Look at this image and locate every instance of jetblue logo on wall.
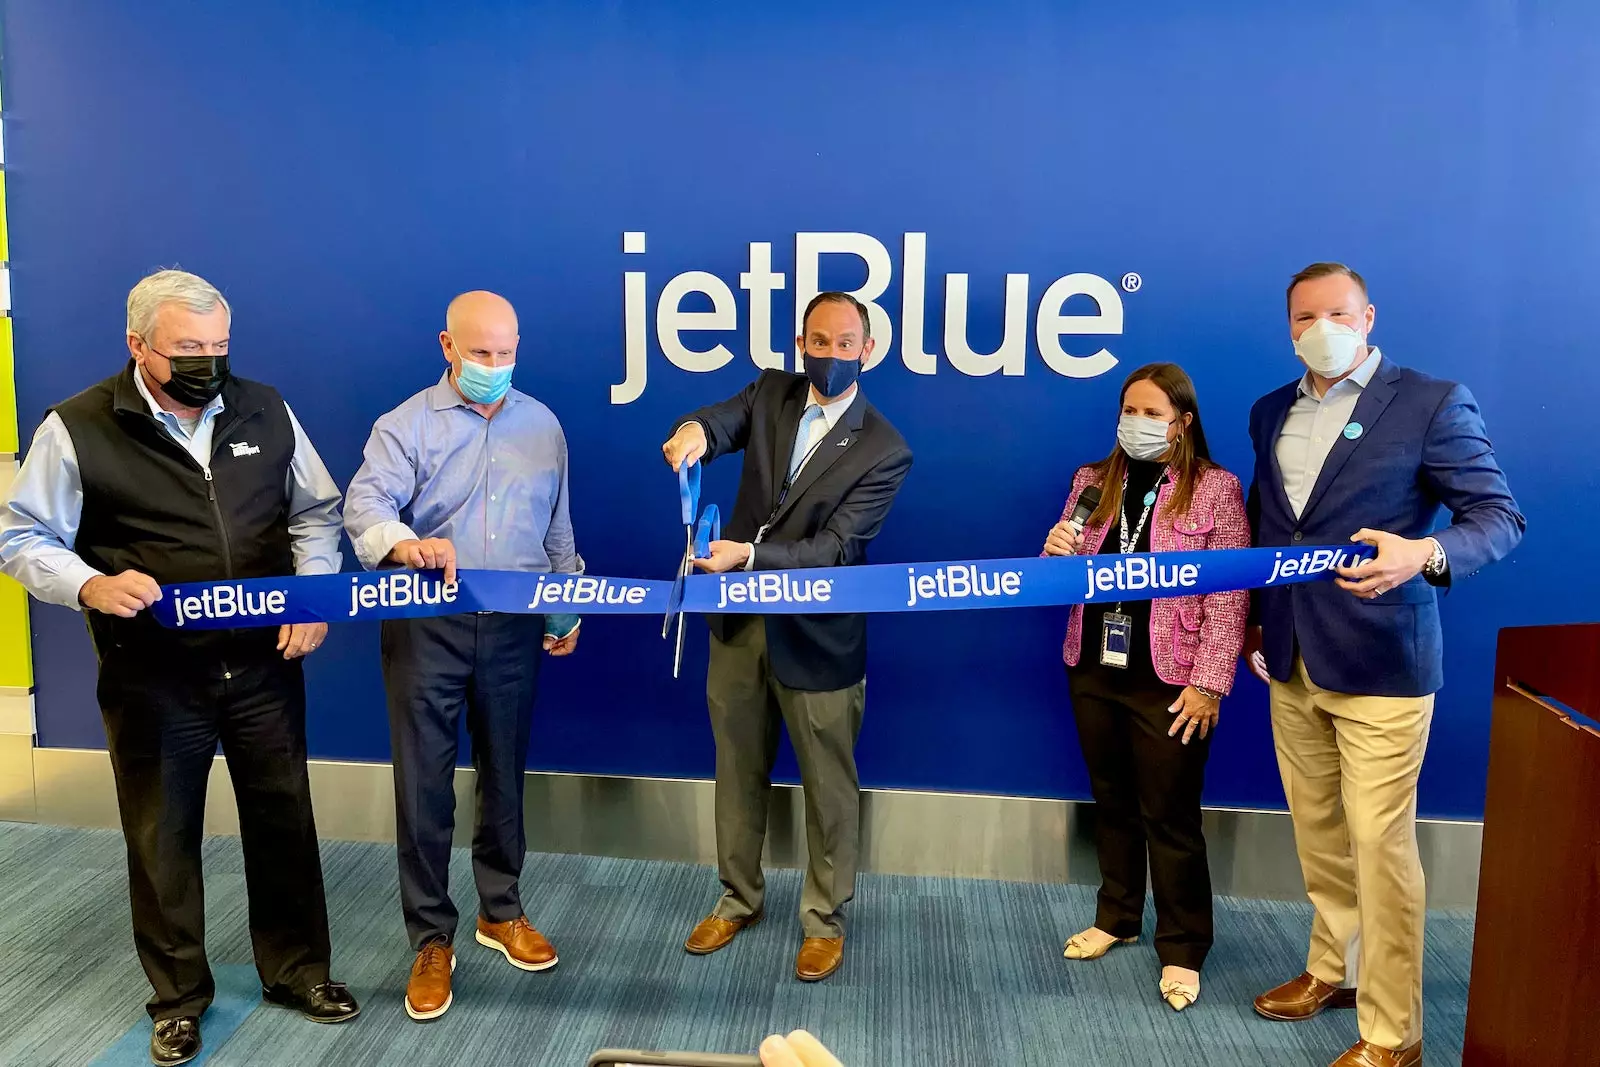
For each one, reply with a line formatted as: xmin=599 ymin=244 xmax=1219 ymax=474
xmin=613 ymin=231 xmax=1140 ymax=404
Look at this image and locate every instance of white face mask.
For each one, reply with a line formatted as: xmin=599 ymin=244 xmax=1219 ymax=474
xmin=1293 ymin=317 xmax=1365 ymax=378
xmin=1117 ymin=414 xmax=1173 ymax=461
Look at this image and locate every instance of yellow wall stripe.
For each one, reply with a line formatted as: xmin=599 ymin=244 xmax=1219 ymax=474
xmin=0 ymin=82 xmax=37 ymax=696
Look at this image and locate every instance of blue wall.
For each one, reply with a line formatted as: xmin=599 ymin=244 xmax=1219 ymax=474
xmin=5 ymin=0 xmax=1595 ymax=818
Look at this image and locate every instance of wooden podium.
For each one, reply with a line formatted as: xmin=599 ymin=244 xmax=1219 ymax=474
xmin=1463 ymin=623 xmax=1600 ymax=1066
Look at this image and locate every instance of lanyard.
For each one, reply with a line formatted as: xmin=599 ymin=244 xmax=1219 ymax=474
xmin=761 ymin=416 xmax=831 ymax=541
xmin=1114 ymin=471 xmax=1167 ymax=610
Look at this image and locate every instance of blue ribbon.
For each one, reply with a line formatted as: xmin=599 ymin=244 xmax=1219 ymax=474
xmin=150 ymin=543 xmax=1376 ymax=630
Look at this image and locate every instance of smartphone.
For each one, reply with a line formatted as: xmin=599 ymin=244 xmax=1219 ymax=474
xmin=586 ymin=1052 xmax=762 ymax=1067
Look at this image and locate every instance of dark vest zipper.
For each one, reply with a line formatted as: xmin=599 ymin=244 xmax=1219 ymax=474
xmin=203 ymin=467 xmax=235 ymax=579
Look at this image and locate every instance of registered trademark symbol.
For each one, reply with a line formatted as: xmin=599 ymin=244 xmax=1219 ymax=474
xmin=1120 ymin=272 xmax=1143 ymax=293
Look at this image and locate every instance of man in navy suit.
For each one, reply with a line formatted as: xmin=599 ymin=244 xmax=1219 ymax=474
xmin=1243 ymin=263 xmax=1523 ymax=1067
xmin=660 ymin=292 xmax=912 ymax=983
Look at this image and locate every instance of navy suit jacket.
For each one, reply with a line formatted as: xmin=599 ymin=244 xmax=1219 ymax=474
xmin=1246 ymin=358 xmax=1524 ymax=697
xmin=678 ymin=370 xmax=913 ymax=692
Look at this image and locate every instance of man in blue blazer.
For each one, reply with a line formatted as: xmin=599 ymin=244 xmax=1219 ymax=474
xmin=1243 ymin=263 xmax=1523 ymax=1067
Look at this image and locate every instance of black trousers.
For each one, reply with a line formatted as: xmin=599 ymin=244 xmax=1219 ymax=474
xmin=98 ymin=646 xmax=331 ymax=1020
xmin=1067 ymin=661 xmax=1214 ymax=970
xmin=381 ymin=613 xmax=543 ymax=951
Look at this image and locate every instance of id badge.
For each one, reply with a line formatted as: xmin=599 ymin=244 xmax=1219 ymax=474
xmin=1100 ymin=612 xmax=1133 ymax=668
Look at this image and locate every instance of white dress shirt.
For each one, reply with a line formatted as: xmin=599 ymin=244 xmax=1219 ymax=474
xmin=1275 ymin=350 xmax=1383 ymax=518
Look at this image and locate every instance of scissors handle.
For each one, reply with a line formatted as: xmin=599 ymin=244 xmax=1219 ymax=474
xmin=678 ymin=461 xmax=701 ymax=526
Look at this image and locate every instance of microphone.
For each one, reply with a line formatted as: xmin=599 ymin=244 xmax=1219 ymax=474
xmin=1067 ymin=485 xmax=1102 ymax=537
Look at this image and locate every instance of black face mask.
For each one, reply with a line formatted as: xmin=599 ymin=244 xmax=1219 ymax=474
xmin=155 ymin=354 xmax=230 ymax=407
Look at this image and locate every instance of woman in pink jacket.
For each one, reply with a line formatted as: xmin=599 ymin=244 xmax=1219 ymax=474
xmin=1042 ymin=362 xmax=1250 ymax=1013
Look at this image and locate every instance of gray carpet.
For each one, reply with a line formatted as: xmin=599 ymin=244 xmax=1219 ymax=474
xmin=0 ymin=821 xmax=1472 ymax=1066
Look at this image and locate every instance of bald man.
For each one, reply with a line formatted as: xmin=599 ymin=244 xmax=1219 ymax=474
xmin=345 ymin=291 xmax=584 ymax=1021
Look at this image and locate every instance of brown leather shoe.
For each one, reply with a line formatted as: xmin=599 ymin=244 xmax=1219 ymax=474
xmin=1330 ymin=1039 xmax=1422 ymax=1067
xmin=1254 ymin=971 xmax=1358 ymax=1021
xmin=404 ymin=943 xmax=455 ymax=1022
xmin=795 ymin=936 xmax=844 ymax=982
xmin=684 ymin=912 xmax=762 ymax=955
xmin=476 ymin=915 xmax=559 ymax=972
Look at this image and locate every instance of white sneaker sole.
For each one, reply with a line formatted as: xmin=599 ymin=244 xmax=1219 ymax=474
xmin=404 ymin=952 xmax=457 ymax=1021
xmin=475 ymin=930 xmax=559 ymax=972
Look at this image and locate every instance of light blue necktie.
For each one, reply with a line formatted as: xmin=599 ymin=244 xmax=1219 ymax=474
xmin=787 ymin=404 xmax=825 ymax=482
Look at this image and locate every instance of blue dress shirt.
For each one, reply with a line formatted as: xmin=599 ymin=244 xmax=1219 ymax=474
xmin=343 ymin=373 xmax=583 ymax=633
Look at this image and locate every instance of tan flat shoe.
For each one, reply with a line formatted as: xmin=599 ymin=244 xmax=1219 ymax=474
xmin=1160 ymin=975 xmax=1200 ymax=1011
xmin=1062 ymin=929 xmax=1138 ymax=961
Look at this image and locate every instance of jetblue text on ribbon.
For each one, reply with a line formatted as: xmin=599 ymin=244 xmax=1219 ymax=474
xmin=153 ymin=544 xmax=1375 ymax=630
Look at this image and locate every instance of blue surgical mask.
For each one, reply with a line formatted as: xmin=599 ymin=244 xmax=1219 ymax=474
xmin=802 ymin=354 xmax=860 ymax=399
xmin=455 ymin=358 xmax=514 ymax=405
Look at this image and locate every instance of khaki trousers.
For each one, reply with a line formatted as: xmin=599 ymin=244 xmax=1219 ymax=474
xmin=706 ymin=621 xmax=866 ymax=938
xmin=1269 ymin=657 xmax=1433 ymax=1051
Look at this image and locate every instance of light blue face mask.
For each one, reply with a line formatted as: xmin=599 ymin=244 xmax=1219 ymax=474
xmin=454 ymin=354 xmax=515 ymax=404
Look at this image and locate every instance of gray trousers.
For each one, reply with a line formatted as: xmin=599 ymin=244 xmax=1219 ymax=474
xmin=707 ymin=620 xmax=866 ymax=938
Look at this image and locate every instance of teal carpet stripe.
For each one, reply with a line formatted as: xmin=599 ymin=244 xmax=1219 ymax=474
xmin=88 ymin=965 xmax=259 ymax=1067
xmin=0 ymin=822 xmax=1473 ymax=1066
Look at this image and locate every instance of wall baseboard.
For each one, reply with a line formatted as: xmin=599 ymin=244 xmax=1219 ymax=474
xmin=22 ymin=747 xmax=1485 ymax=906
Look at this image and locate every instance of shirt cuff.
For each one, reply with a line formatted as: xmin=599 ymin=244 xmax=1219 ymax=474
xmin=53 ymin=559 xmax=107 ymax=612
xmin=742 ymin=543 xmax=757 ymax=571
xmin=356 ymin=520 xmax=418 ymax=571
xmin=545 ymin=614 xmax=581 ymax=639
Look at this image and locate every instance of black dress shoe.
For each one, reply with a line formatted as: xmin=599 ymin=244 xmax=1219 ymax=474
xmin=150 ymin=1017 xmax=201 ymax=1066
xmin=262 ymin=979 xmax=362 ymax=1023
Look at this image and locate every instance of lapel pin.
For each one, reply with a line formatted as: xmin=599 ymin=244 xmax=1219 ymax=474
xmin=1343 ymin=422 xmax=1364 ymax=440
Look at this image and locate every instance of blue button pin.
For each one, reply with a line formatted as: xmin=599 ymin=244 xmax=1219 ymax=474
xmin=1343 ymin=422 xmax=1364 ymax=440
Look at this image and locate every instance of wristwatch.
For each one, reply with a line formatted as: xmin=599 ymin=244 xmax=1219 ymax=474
xmin=1421 ymin=537 xmax=1448 ymax=581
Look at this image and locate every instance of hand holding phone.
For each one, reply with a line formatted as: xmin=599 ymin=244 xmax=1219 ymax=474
xmin=588 ymin=1031 xmax=843 ymax=1067
xmin=586 ymin=1052 xmax=760 ymax=1067
xmin=758 ymin=1031 xmax=845 ymax=1067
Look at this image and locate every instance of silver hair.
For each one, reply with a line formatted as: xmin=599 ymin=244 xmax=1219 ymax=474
xmin=125 ymin=269 xmax=232 ymax=340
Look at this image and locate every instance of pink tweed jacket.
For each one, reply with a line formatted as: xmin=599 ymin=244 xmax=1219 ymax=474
xmin=1056 ymin=463 xmax=1251 ymax=694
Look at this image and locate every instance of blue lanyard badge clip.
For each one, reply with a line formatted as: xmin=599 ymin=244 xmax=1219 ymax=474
xmin=665 ymin=461 xmax=721 ymax=677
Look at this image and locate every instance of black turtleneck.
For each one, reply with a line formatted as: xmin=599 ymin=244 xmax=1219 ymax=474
xmin=1081 ymin=458 xmax=1167 ymax=681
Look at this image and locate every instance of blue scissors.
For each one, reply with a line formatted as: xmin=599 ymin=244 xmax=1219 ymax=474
xmin=665 ymin=461 xmax=720 ymax=677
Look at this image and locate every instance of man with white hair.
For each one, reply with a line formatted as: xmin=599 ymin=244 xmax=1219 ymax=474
xmin=0 ymin=269 xmax=361 ymax=1064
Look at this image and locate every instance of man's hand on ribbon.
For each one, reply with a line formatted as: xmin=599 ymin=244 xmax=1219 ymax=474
xmin=79 ymin=569 xmax=163 ymax=617
xmin=389 ymin=537 xmax=458 ymax=586
xmin=661 ymin=422 xmax=707 ymax=472
xmin=1334 ymin=528 xmax=1432 ymax=600
xmin=692 ymin=540 xmax=751 ymax=573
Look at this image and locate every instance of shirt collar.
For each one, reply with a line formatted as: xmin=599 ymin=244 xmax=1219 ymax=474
xmin=1298 ymin=347 xmax=1383 ymax=399
xmin=428 ymin=369 xmax=525 ymax=411
xmin=130 ymin=362 xmax=226 ymax=424
xmin=809 ymin=383 xmax=861 ymax=429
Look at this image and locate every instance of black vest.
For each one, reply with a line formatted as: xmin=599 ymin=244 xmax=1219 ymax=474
xmin=52 ymin=362 xmax=297 ymax=658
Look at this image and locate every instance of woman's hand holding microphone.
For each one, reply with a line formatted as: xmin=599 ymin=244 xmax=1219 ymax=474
xmin=1043 ymin=520 xmax=1084 ymax=556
